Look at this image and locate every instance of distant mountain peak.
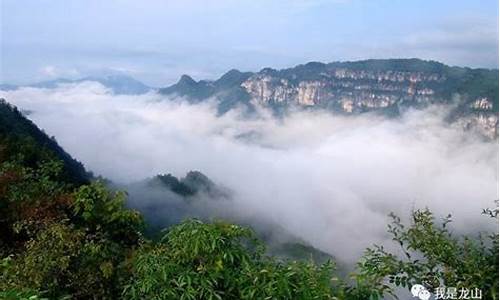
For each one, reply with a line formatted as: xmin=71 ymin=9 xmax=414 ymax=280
xmin=224 ymin=69 xmax=242 ymax=75
xmin=178 ymin=74 xmax=197 ymax=85
xmin=304 ymin=61 xmax=326 ymax=68
xmin=260 ymin=67 xmax=278 ymax=75
xmin=215 ymin=69 xmax=252 ymax=88
xmin=218 ymin=69 xmax=243 ymax=81
xmin=147 ymin=170 xmax=228 ymax=199
xmin=0 ymin=74 xmax=151 ymax=95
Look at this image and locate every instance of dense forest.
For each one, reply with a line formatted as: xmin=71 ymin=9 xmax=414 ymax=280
xmin=0 ymin=98 xmax=498 ymax=299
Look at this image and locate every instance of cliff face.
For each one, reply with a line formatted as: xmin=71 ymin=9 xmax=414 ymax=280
xmin=240 ymin=69 xmax=442 ymax=109
xmin=159 ymin=59 xmax=499 ymax=138
xmin=454 ymin=113 xmax=499 ymax=139
xmin=241 ymin=77 xmax=328 ymax=106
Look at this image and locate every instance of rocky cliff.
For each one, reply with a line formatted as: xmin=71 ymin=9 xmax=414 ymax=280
xmin=159 ymin=59 xmax=498 ymax=138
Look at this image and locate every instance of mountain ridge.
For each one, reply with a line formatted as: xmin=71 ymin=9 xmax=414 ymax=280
xmin=0 ymin=74 xmax=151 ymax=95
xmin=0 ymin=98 xmax=90 ymax=184
xmin=159 ymin=58 xmax=499 ymax=138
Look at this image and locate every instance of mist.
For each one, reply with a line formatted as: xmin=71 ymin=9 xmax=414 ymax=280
xmin=1 ymin=82 xmax=498 ymax=264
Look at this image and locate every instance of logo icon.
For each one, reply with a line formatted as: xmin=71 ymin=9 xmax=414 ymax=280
xmin=411 ymin=284 xmax=431 ymax=300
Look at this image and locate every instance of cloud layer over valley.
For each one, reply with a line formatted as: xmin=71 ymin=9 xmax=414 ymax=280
xmin=1 ymin=82 xmax=498 ymax=263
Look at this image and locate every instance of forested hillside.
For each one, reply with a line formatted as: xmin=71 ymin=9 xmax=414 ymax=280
xmin=0 ymin=98 xmax=497 ymax=299
xmin=0 ymin=99 xmax=89 ymax=185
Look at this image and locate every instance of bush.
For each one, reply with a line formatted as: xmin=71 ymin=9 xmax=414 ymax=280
xmin=354 ymin=208 xmax=499 ymax=299
xmin=123 ymin=219 xmax=336 ymax=300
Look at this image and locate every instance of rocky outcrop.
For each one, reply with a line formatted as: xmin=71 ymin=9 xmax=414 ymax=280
xmin=240 ymin=66 xmax=444 ymax=111
xmin=470 ymin=97 xmax=494 ymax=110
xmin=240 ymin=76 xmax=329 ymax=106
xmin=455 ymin=113 xmax=499 ymax=139
xmin=159 ymin=59 xmax=499 ymax=138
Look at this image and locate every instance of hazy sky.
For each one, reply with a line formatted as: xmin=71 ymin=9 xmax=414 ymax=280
xmin=1 ymin=0 xmax=498 ymax=86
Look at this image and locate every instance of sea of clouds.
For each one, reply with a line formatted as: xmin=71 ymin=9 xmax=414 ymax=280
xmin=1 ymin=81 xmax=498 ymax=264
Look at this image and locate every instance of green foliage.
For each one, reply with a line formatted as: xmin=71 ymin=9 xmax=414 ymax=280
xmin=123 ymin=219 xmax=336 ymax=300
xmin=354 ymin=208 xmax=499 ymax=299
xmin=0 ymin=288 xmax=46 ymax=300
xmin=1 ymin=159 xmax=66 ymax=204
xmin=153 ymin=173 xmax=197 ymax=196
xmin=0 ymin=99 xmax=89 ymax=184
xmin=270 ymin=242 xmax=333 ymax=264
xmin=0 ymin=159 xmax=143 ymax=298
xmin=0 ymin=179 xmax=145 ymax=299
xmin=0 ymin=222 xmax=83 ymax=298
xmin=73 ymin=182 xmax=144 ymax=245
xmin=0 ymin=256 xmax=44 ymax=300
xmin=0 ymin=158 xmax=72 ymax=257
xmin=0 ymin=98 xmax=497 ymax=299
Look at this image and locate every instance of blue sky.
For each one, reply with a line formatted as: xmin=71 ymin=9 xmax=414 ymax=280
xmin=1 ymin=0 xmax=498 ymax=86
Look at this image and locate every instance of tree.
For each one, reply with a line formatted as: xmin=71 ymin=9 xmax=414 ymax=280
xmin=123 ymin=219 xmax=336 ymax=300
xmin=353 ymin=207 xmax=499 ymax=299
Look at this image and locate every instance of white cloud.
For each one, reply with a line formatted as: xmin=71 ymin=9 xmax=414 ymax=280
xmin=38 ymin=65 xmax=81 ymax=80
xmin=1 ymin=83 xmax=497 ymax=263
xmin=40 ymin=65 xmax=57 ymax=77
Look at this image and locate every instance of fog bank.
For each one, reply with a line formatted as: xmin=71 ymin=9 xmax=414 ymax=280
xmin=1 ymin=82 xmax=498 ymax=263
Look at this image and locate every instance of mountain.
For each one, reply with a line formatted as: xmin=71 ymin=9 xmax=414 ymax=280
xmin=125 ymin=170 xmax=332 ymax=265
xmin=1 ymin=74 xmax=151 ymax=95
xmin=0 ymin=84 xmax=18 ymax=91
xmin=80 ymin=74 xmax=151 ymax=95
xmin=0 ymin=98 xmax=90 ymax=184
xmin=148 ymin=170 xmax=229 ymax=199
xmin=123 ymin=170 xmax=231 ymax=230
xmin=159 ymin=70 xmax=254 ymax=113
xmin=159 ymin=59 xmax=499 ymax=137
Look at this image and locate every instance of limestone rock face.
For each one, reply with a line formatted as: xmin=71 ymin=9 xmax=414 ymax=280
xmin=240 ymin=68 xmax=442 ymax=112
xmin=240 ymin=77 xmax=329 ymax=106
xmin=296 ymin=81 xmax=326 ymax=106
xmin=456 ymin=113 xmax=499 ymax=139
xmin=160 ymin=59 xmax=499 ymax=139
xmin=471 ymin=98 xmax=494 ymax=110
